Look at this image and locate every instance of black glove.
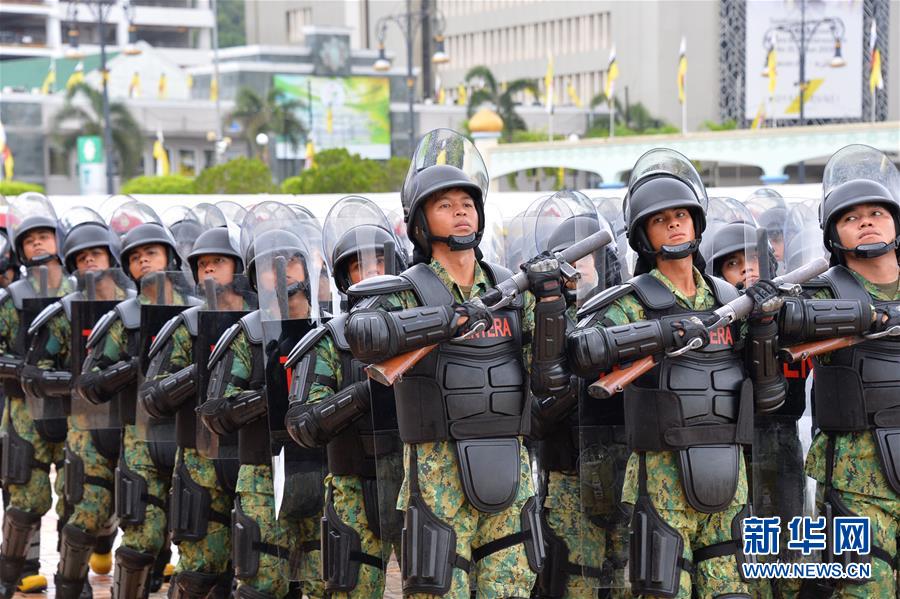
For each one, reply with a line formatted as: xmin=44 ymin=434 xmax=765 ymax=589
xmin=522 ymin=252 xmax=564 ymax=299
xmin=453 ymin=300 xmax=493 ymax=338
xmin=669 ymin=316 xmax=710 ymax=351
xmin=745 ymin=279 xmax=782 ymax=318
xmin=871 ymin=304 xmax=900 ymax=334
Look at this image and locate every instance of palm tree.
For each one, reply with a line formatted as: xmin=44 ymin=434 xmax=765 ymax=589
xmin=51 ymin=82 xmax=144 ymax=179
xmin=227 ymin=87 xmax=307 ymax=160
xmin=464 ymin=66 xmax=538 ymax=141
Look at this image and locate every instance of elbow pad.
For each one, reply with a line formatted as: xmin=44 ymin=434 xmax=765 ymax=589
xmin=138 ymin=364 xmax=196 ymax=420
xmin=285 ymin=380 xmax=370 ymax=448
xmin=530 ymin=378 xmax=579 ymax=440
xmin=745 ymin=318 xmax=785 ymax=414
xmin=531 ymin=297 xmax=570 ymax=396
xmin=21 ymin=364 xmax=72 ymax=401
xmin=197 ymin=389 xmax=266 ymax=437
xmin=778 ymin=298 xmax=870 ymax=344
xmin=346 ymin=305 xmax=457 ymax=362
xmin=0 ymin=355 xmax=22 ymax=381
xmin=567 ymin=320 xmax=668 ymax=378
xmin=76 ymin=358 xmax=138 ymax=405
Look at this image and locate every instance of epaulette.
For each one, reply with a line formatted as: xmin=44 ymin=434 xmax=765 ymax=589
xmin=27 ymin=301 xmax=64 ymax=337
xmin=325 ymin=313 xmax=349 ymax=351
xmin=575 ymin=283 xmax=634 ymax=320
xmin=346 ymin=274 xmax=412 ymax=299
xmin=238 ymin=310 xmax=263 ymax=345
xmin=86 ymin=309 xmax=118 ymax=350
xmin=181 ymin=305 xmax=201 ymax=337
xmin=147 ymin=312 xmax=185 ymax=360
xmin=115 ymin=297 xmax=142 ymax=331
xmin=208 ymin=322 xmax=242 ymax=369
xmin=7 ymin=279 xmax=35 ymax=311
xmin=706 ymin=275 xmax=740 ymax=305
xmin=284 ymin=324 xmax=330 ymax=370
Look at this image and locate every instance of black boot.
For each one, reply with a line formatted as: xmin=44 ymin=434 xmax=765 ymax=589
xmin=168 ymin=571 xmax=219 ymax=599
xmin=54 ymin=524 xmax=98 ymax=599
xmin=0 ymin=508 xmax=42 ymax=599
xmin=112 ymin=547 xmax=155 ymax=599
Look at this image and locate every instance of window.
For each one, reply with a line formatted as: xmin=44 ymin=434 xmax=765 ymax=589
xmin=178 ymin=149 xmax=196 ymax=176
xmin=48 ymin=146 xmax=69 ymax=176
xmin=286 ymin=7 xmax=312 ymax=44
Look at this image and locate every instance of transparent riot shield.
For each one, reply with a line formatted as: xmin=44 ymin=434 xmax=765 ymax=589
xmin=70 ymin=269 xmax=136 ymax=432
xmin=135 ymin=271 xmax=199 ymax=448
xmin=592 ymin=196 xmax=631 ymax=281
xmin=823 ymin=144 xmax=900 ymax=202
xmin=243 ymin=201 xmax=326 ymax=581
xmin=481 ymin=204 xmax=507 ymax=267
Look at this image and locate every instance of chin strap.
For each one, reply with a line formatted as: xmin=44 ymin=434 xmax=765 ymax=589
xmin=426 ymin=232 xmax=481 ymax=251
xmin=832 ymin=237 xmax=900 ymax=259
xmin=654 ymin=239 xmax=702 ymax=261
xmin=23 ymin=253 xmax=56 ymax=268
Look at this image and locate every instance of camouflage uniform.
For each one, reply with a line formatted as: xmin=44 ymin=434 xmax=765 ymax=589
xmin=598 ymin=267 xmax=750 ymax=599
xmin=223 ymin=328 xmax=322 ymax=599
xmin=371 ymin=259 xmax=538 ymax=599
xmin=802 ymin=271 xmax=900 ymax=598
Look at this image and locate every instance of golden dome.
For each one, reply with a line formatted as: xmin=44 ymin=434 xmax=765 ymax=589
xmin=469 ymin=108 xmax=503 ymax=133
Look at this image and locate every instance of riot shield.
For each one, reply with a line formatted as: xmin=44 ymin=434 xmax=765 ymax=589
xmin=822 ymin=144 xmax=900 ymax=202
xmin=592 ymin=196 xmax=631 ymax=281
xmin=481 ymin=204 xmax=507 ymax=266
xmin=70 ymin=269 xmax=136 ymax=431
xmin=242 ymin=201 xmax=326 ymax=580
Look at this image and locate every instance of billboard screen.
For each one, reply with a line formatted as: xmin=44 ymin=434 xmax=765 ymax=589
xmin=274 ymin=74 xmax=391 ymax=159
xmin=745 ymin=0 xmax=863 ymax=121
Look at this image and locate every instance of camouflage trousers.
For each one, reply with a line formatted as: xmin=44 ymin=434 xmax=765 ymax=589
xmin=542 ymin=471 xmax=631 ymax=599
xmin=399 ymin=440 xmax=538 ymax=599
xmin=0 ymin=396 xmax=65 ymax=518
xmin=118 ymin=424 xmax=172 ymax=556
xmin=172 ymin=447 xmax=234 ymax=578
xmin=234 ymin=463 xmax=325 ymax=599
xmin=64 ymin=424 xmax=118 ymax=537
xmin=326 ymin=473 xmax=402 ymax=599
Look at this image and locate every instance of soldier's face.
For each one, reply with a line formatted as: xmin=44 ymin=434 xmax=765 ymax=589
xmin=257 ymin=254 xmax=306 ymax=289
xmin=720 ymin=250 xmax=759 ymax=288
xmin=197 ymin=254 xmax=236 ymax=286
xmin=835 ymin=203 xmax=896 ymax=250
xmin=348 ymin=254 xmax=385 ymax=285
xmin=424 ymin=189 xmax=479 ymax=240
xmin=645 ymin=208 xmax=695 ymax=251
xmin=75 ymin=247 xmax=111 ymax=273
xmin=21 ymin=228 xmax=57 ymax=261
xmin=128 ymin=243 xmax=168 ymax=280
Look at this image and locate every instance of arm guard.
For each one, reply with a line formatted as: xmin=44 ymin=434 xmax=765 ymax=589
xmin=745 ymin=318 xmax=785 ymax=413
xmin=196 ymin=389 xmax=266 ymax=437
xmin=567 ymin=320 xmax=669 ymax=378
xmin=20 ymin=364 xmax=72 ymax=401
xmin=346 ymin=304 xmax=457 ymax=363
xmin=778 ymin=298 xmax=870 ymax=344
xmin=75 ymin=357 xmax=138 ymax=406
xmin=285 ymin=380 xmax=370 ymax=448
xmin=0 ymin=355 xmax=22 ymax=380
xmin=530 ymin=297 xmax=574 ymax=399
xmin=138 ymin=364 xmax=196 ymax=420
xmin=530 ymin=378 xmax=579 ymax=440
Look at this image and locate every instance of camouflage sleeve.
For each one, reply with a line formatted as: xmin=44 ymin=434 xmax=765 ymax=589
xmin=94 ymin=319 xmax=127 ymax=367
xmin=597 ymin=293 xmax=645 ymax=327
xmin=223 ymin=331 xmax=253 ymax=399
xmin=0 ymin=296 xmax=19 ymax=356
xmin=36 ymin=313 xmax=71 ymax=370
xmin=521 ymin=290 xmax=535 ymax=370
xmin=167 ymin=323 xmax=193 ymax=372
xmin=305 ymin=333 xmax=341 ymax=405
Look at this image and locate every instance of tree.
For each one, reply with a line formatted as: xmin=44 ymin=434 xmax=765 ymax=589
xmin=0 ymin=181 xmax=44 ymax=195
xmin=51 ymin=81 xmax=144 ymax=180
xmin=227 ymin=87 xmax=307 ymax=160
xmin=193 ymin=157 xmax=276 ymax=194
xmin=464 ymin=66 xmax=538 ymax=141
xmin=586 ymin=94 xmax=678 ymax=137
xmin=281 ymin=149 xmax=409 ymax=194
xmin=120 ymin=174 xmax=195 ymax=195
xmin=217 ymin=0 xmax=246 ymax=48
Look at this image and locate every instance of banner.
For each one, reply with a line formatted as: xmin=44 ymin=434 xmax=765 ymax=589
xmin=744 ymin=0 xmax=862 ymax=120
xmin=273 ymin=74 xmax=391 ymax=160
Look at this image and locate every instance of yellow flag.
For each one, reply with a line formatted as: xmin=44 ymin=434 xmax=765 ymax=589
xmin=765 ymin=33 xmax=777 ymax=96
xmin=41 ymin=64 xmax=56 ymax=95
xmin=0 ymin=121 xmax=12 ymax=181
xmin=157 ymin=73 xmax=168 ymax=99
xmin=677 ymin=37 xmax=687 ymax=105
xmin=326 ymin=106 xmax=334 ymax=134
xmin=869 ymin=20 xmax=884 ymax=94
xmin=437 ymin=87 xmax=445 ymax=105
xmin=604 ymin=46 xmax=618 ymax=100
xmin=186 ymin=74 xmax=194 ymax=90
xmin=66 ymin=62 xmax=85 ymax=90
xmin=210 ymin=77 xmax=219 ymax=102
xmin=750 ymin=102 xmax=766 ymax=129
xmin=544 ymin=54 xmax=554 ymax=112
xmin=128 ymin=71 xmax=141 ymax=98
xmin=457 ymin=84 xmax=467 ymax=106
xmin=566 ymin=83 xmax=582 ymax=108
xmin=153 ymin=133 xmax=170 ymax=176
xmin=304 ymin=141 xmax=315 ymax=169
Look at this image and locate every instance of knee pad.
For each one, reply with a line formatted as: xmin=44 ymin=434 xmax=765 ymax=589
xmin=321 ymin=488 xmax=374 ymax=593
xmin=90 ymin=429 xmax=121 ymax=462
xmin=534 ymin=510 xmax=570 ymax=599
xmin=115 ymin=459 xmax=149 ymax=526
xmin=401 ymin=491 xmax=459 ymax=596
xmin=147 ymin=440 xmax=176 ymax=472
xmin=57 ymin=524 xmax=97 ymax=582
xmin=33 ymin=418 xmax=67 ymax=444
xmin=234 ymin=585 xmax=278 ymax=599
xmin=170 ymin=461 xmax=212 ymax=543
xmin=231 ymin=497 xmax=262 ymax=580
xmin=0 ymin=426 xmax=35 ymax=486
xmin=112 ymin=547 xmax=155 ymax=599
xmin=63 ymin=445 xmax=85 ymax=506
xmin=213 ymin=458 xmax=239 ymax=494
xmin=629 ymin=496 xmax=684 ymax=598
xmin=169 ymin=571 xmax=219 ymax=599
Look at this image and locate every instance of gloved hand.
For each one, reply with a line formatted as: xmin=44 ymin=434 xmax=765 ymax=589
xmin=745 ymin=279 xmax=783 ymax=318
xmin=669 ymin=316 xmax=710 ymax=351
xmin=522 ymin=252 xmax=564 ymax=299
xmin=871 ymin=304 xmax=900 ymax=334
xmin=453 ymin=300 xmax=493 ymax=338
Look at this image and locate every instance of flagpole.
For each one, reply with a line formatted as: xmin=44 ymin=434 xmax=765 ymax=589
xmin=609 ymin=100 xmax=614 ymax=138
xmin=871 ymin=89 xmax=876 ymax=122
xmin=681 ymin=97 xmax=687 ymax=135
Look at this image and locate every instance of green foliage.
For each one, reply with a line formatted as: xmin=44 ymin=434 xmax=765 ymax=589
xmin=507 ymin=130 xmax=567 ymax=143
xmin=702 ymin=119 xmax=738 ymax=131
xmin=217 ymin=0 xmax=246 ymax=48
xmin=0 ymin=181 xmax=44 ymax=196
xmin=281 ymin=151 xmax=409 ymax=194
xmin=120 ymin=175 xmax=195 ymax=195
xmin=227 ymin=87 xmax=307 ymax=159
xmin=464 ymin=66 xmax=538 ymax=141
xmin=193 ymin=157 xmax=276 ymax=194
xmin=585 ymin=98 xmax=679 ymax=138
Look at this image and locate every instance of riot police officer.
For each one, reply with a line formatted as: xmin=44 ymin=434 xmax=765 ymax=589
xmin=344 ymin=129 xmax=550 ymax=598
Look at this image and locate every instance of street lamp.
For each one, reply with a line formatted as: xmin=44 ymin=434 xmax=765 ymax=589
xmin=373 ymin=0 xmax=448 ymax=152
xmin=65 ymin=0 xmax=139 ymax=194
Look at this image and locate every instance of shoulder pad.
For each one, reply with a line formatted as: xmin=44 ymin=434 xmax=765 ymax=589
xmin=186 ymin=295 xmax=204 ymax=308
xmin=576 ymin=283 xmax=634 ymax=319
xmin=27 ymin=300 xmax=64 ymax=337
xmin=60 ymin=293 xmax=76 ymax=320
xmin=208 ymin=321 xmax=242 ymax=369
xmin=481 ymin=261 xmax=523 ymax=308
xmin=401 ymin=263 xmax=454 ymax=305
xmin=7 ymin=279 xmax=35 ymax=310
xmin=820 ymin=265 xmax=870 ymax=305
xmin=86 ymin=309 xmax=118 ymax=350
xmin=147 ymin=313 xmax=185 ymax=360
xmin=115 ymin=297 xmax=142 ymax=331
xmin=706 ymin=275 xmax=740 ymax=305
xmin=325 ymin=313 xmax=349 ymax=351
xmin=630 ymin=274 xmax=676 ymax=310
xmin=284 ymin=324 xmax=330 ymax=370
xmin=346 ymin=274 xmax=412 ymax=299
xmin=239 ymin=310 xmax=263 ymax=345
xmin=181 ymin=305 xmax=201 ymax=337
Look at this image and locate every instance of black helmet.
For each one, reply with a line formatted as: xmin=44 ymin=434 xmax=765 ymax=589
xmin=331 ymin=224 xmax=402 ymax=293
xmin=7 ymin=192 xmax=61 ymax=268
xmin=119 ymin=223 xmax=181 ymax=282
xmin=244 ymin=229 xmax=310 ymax=293
xmin=62 ymin=222 xmax=120 ymax=272
xmin=400 ymin=129 xmax=489 ymax=262
xmin=187 ymin=227 xmax=243 ymax=284
xmin=623 ymin=149 xmax=707 ymax=274
xmin=820 ymin=145 xmax=900 ymax=265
